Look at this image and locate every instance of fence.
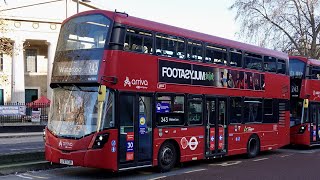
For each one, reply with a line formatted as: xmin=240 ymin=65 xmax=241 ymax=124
xmin=0 ymin=103 xmax=49 ymax=125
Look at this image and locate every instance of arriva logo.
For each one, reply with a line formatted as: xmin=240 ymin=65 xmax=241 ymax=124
xmin=58 ymin=140 xmax=73 ymax=149
xmin=124 ymin=76 xmax=148 ymax=89
xmin=124 ymin=77 xmax=131 ymax=87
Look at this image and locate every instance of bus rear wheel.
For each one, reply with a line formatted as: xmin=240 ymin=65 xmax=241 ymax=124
xmin=247 ymin=134 xmax=260 ymax=158
xmin=158 ymin=141 xmax=177 ymax=172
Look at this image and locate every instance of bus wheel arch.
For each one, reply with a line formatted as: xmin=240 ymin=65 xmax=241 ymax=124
xmin=157 ymin=139 xmax=180 ymax=172
xmin=247 ymin=134 xmax=260 ymax=158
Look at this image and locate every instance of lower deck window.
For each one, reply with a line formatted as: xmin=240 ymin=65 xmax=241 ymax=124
xmin=156 ymin=95 xmax=185 ymax=126
xmin=188 ymin=98 xmax=203 ymax=125
xmin=243 ymin=99 xmax=262 ymax=123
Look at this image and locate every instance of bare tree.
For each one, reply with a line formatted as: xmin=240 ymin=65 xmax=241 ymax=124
xmin=230 ymin=0 xmax=320 ymax=58
xmin=0 ymin=1 xmax=13 ymax=56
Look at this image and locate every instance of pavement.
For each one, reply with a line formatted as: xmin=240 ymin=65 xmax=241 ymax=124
xmin=0 ymin=132 xmax=43 ymax=138
xmin=0 ymin=130 xmax=50 ymax=176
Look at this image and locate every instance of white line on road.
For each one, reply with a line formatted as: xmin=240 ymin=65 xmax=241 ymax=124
xmin=10 ymin=147 xmax=43 ymax=151
xmin=23 ymin=174 xmax=49 ymax=179
xmin=253 ymin=158 xmax=269 ymax=162
xmin=148 ymin=176 xmax=167 ymax=180
xmin=183 ymin=168 xmax=207 ymax=174
xmin=16 ymin=174 xmax=33 ymax=179
xmin=280 ymin=154 xmax=293 ymax=158
xmin=211 ymin=161 xmax=242 ymax=167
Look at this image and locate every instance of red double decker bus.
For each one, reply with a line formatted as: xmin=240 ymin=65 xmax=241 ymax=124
xmin=290 ymin=56 xmax=320 ymax=146
xmin=44 ymin=10 xmax=290 ymax=172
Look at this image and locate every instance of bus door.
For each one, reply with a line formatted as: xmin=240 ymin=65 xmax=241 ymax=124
xmin=118 ymin=93 xmax=153 ymax=170
xmin=205 ymin=97 xmax=228 ymax=157
xmin=310 ymin=103 xmax=320 ymax=143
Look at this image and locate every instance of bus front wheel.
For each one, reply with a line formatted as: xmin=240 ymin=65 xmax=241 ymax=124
xmin=247 ymin=134 xmax=260 ymax=158
xmin=158 ymin=141 xmax=177 ymax=172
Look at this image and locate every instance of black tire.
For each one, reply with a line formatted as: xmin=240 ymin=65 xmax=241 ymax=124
xmin=158 ymin=141 xmax=177 ymax=172
xmin=247 ymin=134 xmax=260 ymax=158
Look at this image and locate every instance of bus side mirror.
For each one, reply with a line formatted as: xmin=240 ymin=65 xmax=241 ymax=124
xmin=98 ymin=85 xmax=106 ymax=102
xmin=303 ymin=99 xmax=309 ymax=108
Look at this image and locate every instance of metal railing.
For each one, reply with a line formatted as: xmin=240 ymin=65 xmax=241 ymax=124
xmin=0 ymin=103 xmax=49 ymax=125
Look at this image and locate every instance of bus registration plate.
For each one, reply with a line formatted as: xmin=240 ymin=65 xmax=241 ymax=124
xmin=60 ymin=159 xmax=73 ymax=165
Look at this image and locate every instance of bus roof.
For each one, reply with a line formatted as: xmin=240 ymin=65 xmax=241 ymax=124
xmin=66 ymin=10 xmax=288 ymax=60
xmin=290 ymin=56 xmax=320 ymax=66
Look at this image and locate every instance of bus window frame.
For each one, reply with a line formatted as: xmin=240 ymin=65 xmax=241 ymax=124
xmin=58 ymin=13 xmax=114 ymax=51
xmin=155 ymin=93 xmax=186 ymax=127
xmin=229 ymin=96 xmax=243 ymax=125
xmin=243 ymin=98 xmax=263 ymax=124
xmin=229 ymin=48 xmax=244 ymax=68
xmin=186 ymin=39 xmax=204 ymax=62
xmin=276 ymin=58 xmax=288 ymax=75
xmin=155 ymin=33 xmax=186 ymax=59
xmin=204 ymin=42 xmax=229 ymax=66
xmin=186 ymin=94 xmax=204 ymax=126
xmin=243 ymin=52 xmax=263 ymax=71
xmin=263 ymin=56 xmax=277 ymax=73
xmin=123 ymin=26 xmax=155 ymax=54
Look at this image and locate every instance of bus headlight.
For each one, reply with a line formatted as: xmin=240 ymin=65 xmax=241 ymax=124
xmin=92 ymin=133 xmax=109 ymax=149
xmin=298 ymin=125 xmax=306 ymax=134
xmin=43 ymin=129 xmax=46 ymax=141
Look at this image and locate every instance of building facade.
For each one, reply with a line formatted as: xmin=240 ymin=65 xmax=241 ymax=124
xmin=0 ymin=0 xmax=98 ymax=104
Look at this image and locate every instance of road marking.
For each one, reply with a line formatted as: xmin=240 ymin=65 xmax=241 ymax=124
xmin=280 ymin=154 xmax=293 ymax=158
xmin=139 ymin=170 xmax=153 ymax=175
xmin=10 ymin=147 xmax=43 ymax=151
xmin=23 ymin=173 xmax=49 ymax=179
xmin=183 ymin=168 xmax=207 ymax=174
xmin=211 ymin=161 xmax=242 ymax=167
xmin=253 ymin=158 xmax=269 ymax=162
xmin=16 ymin=174 xmax=33 ymax=179
xmin=148 ymin=176 xmax=167 ymax=180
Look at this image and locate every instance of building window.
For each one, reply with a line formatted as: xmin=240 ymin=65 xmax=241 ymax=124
xmin=0 ymin=89 xmax=3 ymax=105
xmin=25 ymin=49 xmax=37 ymax=72
xmin=0 ymin=53 xmax=3 ymax=72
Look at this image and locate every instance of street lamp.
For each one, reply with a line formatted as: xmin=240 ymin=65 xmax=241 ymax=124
xmin=77 ymin=0 xmax=91 ymax=13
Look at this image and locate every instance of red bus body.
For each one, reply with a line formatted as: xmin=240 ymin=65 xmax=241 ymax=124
xmin=290 ymin=56 xmax=320 ymax=146
xmin=45 ymin=10 xmax=290 ymax=172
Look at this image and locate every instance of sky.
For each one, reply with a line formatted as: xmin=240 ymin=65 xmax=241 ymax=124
xmin=92 ymin=0 xmax=239 ymax=41
xmin=0 ymin=0 xmax=239 ymax=41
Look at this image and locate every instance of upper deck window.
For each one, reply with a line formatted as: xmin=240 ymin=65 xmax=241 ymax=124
xmin=244 ymin=53 xmax=262 ymax=71
xmin=311 ymin=66 xmax=320 ymax=80
xmin=277 ymin=59 xmax=287 ymax=75
xmin=289 ymin=59 xmax=305 ymax=78
xmin=56 ymin=14 xmax=111 ymax=51
xmin=124 ymin=28 xmax=153 ymax=54
xmin=187 ymin=40 xmax=203 ymax=62
xmin=205 ymin=45 xmax=227 ymax=65
xmin=230 ymin=49 xmax=242 ymax=67
xmin=264 ymin=56 xmax=277 ymax=73
xmin=156 ymin=34 xmax=185 ymax=59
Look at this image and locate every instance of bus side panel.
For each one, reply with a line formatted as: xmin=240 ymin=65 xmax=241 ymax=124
xmin=83 ymin=129 xmax=118 ymax=171
xmin=290 ymin=123 xmax=310 ymax=146
xmin=152 ymin=126 xmax=205 ymax=166
xmin=227 ymin=124 xmax=284 ymax=156
xmin=278 ymin=111 xmax=290 ymax=147
xmin=227 ymin=125 xmax=248 ymax=156
xmin=180 ymin=126 xmax=205 ymax=162
xmin=153 ymin=127 xmax=185 ymax=166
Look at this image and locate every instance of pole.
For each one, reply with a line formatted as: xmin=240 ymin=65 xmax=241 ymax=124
xmin=77 ymin=0 xmax=79 ymax=13
xmin=65 ymin=0 xmax=68 ymax=18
